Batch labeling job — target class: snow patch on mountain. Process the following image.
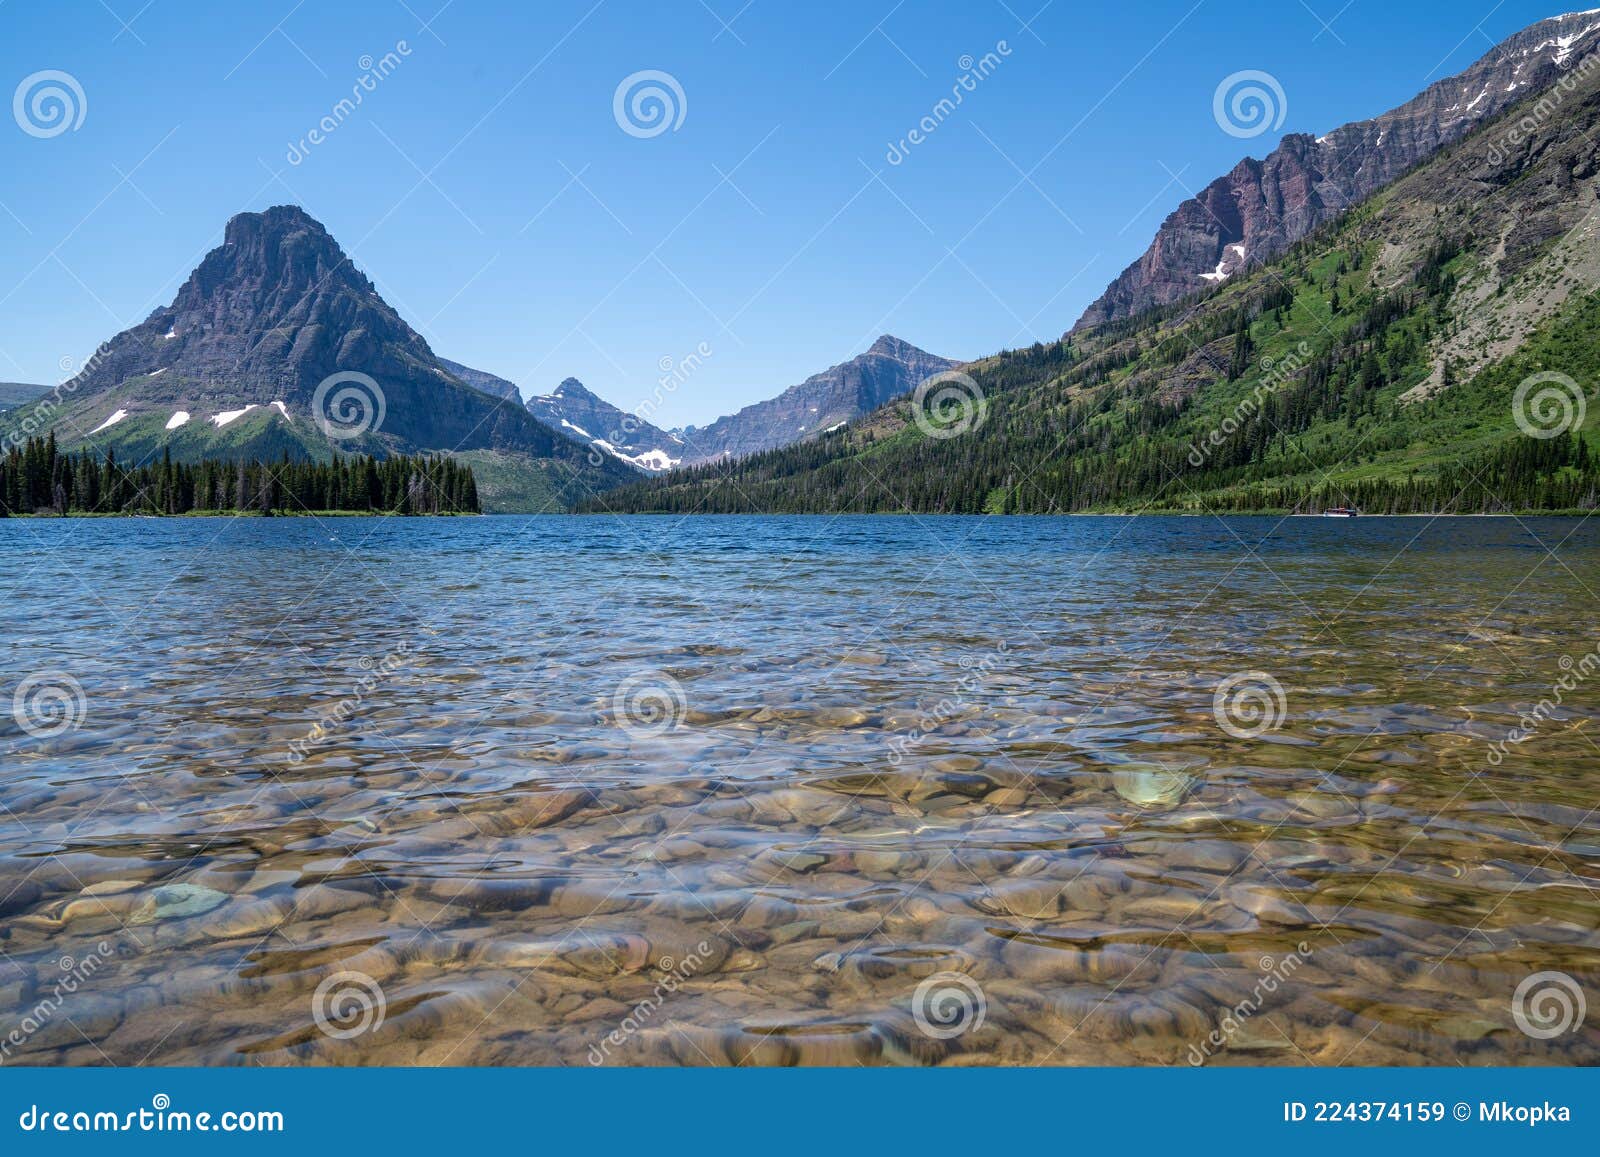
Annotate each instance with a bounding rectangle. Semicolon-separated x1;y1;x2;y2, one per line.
89;409;129;434
212;405;259;428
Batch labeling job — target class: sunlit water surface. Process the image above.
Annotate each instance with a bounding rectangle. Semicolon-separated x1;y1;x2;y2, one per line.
1;515;1597;1066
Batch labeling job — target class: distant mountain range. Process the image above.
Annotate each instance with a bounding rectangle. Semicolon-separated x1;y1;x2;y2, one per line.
447;336;959;474
0;206;637;512
526;378;686;472
1076;9;1600;328
591;13;1600;516
673;335;958;465
12;12;1596;519
0;382;46;414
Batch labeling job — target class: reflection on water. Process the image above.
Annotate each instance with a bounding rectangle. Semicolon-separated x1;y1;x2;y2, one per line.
1;514;1596;1066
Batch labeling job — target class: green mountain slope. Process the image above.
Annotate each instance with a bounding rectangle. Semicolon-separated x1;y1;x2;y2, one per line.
591;53;1600;516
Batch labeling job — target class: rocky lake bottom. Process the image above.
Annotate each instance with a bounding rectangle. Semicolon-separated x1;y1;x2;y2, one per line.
1;514;1596;1065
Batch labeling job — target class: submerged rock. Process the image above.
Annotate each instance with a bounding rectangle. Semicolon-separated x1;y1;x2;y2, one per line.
129;883;228;925
1112;763;1201;808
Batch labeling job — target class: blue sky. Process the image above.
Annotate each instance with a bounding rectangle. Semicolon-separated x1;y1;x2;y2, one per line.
0;0;1579;425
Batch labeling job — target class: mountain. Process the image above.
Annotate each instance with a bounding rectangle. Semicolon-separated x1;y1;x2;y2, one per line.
0;382;46;414
674;335;959;465
1075;9;1600;329
434;363;688;472
526;378;686;472
0;206;637;511
588;39;1600;516
437;357;522;404
522;337;961;472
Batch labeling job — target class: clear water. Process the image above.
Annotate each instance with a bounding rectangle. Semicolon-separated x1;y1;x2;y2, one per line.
1;514;1596;1066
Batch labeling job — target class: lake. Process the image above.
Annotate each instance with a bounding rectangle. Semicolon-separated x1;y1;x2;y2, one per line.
1;514;1596;1065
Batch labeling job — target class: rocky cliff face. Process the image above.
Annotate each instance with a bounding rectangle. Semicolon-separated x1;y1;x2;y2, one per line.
57;206;538;451
527;378;686;472
1075;10;1600;328
19;205;639;508
677;335;958;465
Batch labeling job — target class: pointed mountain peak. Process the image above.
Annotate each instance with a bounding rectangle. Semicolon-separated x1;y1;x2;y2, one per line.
523;377;683;472
551;377;598;400
170;203;373;329
222;204;331;244
14;204;640;510
865;334;947;363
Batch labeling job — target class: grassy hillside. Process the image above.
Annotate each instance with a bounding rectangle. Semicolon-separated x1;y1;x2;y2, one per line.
592;58;1600;516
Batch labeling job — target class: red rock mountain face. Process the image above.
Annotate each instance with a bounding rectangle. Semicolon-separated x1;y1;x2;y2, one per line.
1074;10;1600;329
